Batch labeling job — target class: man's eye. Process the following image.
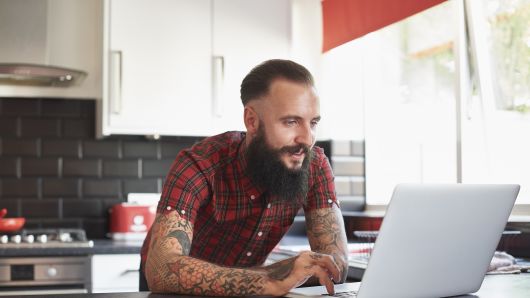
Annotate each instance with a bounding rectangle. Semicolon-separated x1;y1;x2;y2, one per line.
311;121;319;128
285;120;297;126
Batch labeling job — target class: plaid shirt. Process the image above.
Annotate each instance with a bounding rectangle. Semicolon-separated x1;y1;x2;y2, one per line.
141;131;338;269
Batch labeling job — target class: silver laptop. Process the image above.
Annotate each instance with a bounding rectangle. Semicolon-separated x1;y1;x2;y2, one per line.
287;184;520;298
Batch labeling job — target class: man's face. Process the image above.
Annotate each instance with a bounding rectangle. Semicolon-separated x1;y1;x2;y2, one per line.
250;79;320;170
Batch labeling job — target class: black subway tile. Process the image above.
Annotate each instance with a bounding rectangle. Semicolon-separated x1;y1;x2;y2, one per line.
41;218;82;229
83;141;120;158
143;159;173;177
23;219;42;229
42;139;80;157
2;139;39;156
123;142;158;158
160;140;194;158
82;218;107;239
79;101;95;119
63;199;102;218
41;99;81;118
63;119;94;138
63;159;101;177
42;178;80;197
123;178;159;194
0;118;18;137
102;160;139;177
0;158;18;177
21;199;59;218
1;99;40;116
0;199;20;216
20;118;60;137
102;199;125;214
1;178;38;197
83;179;121;198
20;158;59;176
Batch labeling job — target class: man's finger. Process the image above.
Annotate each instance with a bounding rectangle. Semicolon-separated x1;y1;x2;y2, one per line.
310;265;335;295
310;253;341;282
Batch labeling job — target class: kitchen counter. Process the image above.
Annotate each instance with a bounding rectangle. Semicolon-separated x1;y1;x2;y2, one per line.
0;240;142;257
0;274;527;298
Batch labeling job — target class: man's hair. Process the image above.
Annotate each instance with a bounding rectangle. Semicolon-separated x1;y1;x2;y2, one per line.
240;59;314;106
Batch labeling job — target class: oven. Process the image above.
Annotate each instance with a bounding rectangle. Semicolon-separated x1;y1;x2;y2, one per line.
0;229;93;295
0;256;91;295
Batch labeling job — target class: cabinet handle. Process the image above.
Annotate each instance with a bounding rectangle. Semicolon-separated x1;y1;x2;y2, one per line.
120;269;139;276
110;51;122;115
212;56;224;117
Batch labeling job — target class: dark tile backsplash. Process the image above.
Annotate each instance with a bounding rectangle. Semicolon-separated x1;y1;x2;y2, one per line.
0;98;331;239
0;98;203;238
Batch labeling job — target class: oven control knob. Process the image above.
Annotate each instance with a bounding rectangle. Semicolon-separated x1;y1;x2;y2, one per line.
23;235;35;243
0;235;8;244
37;234;48;243
59;232;72;242
47;267;57;277
10;235;21;244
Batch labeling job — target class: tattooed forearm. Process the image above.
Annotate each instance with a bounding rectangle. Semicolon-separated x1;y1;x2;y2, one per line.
166;256;268;296
146;211;271;295
305;206;349;282
264;256;299;281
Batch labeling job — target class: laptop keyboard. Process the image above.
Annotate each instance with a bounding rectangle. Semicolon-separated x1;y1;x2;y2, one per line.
327;290;358;297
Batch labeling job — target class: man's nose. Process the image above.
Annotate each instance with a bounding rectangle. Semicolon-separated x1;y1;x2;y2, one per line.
295;124;314;147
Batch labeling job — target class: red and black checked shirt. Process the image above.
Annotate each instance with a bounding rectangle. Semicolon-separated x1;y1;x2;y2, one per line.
141;131;338;269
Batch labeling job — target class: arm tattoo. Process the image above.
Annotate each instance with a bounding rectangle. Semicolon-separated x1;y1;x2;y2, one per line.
166;230;191;255
168;257;267;296
145;211;269;295
305;206;349;282
264;256;299;281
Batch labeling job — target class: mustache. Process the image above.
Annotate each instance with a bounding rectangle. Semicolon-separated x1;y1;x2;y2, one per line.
279;144;310;155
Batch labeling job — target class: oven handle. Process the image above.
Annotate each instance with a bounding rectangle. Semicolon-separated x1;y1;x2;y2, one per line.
0;288;88;296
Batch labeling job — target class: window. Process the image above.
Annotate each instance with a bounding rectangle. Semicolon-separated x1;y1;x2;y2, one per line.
359;1;457;205
323;0;530;207
463;0;530;204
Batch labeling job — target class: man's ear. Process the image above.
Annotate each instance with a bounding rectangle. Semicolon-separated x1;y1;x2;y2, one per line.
244;106;259;135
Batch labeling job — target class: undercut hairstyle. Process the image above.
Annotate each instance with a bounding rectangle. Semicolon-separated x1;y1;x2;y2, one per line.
240;59;315;106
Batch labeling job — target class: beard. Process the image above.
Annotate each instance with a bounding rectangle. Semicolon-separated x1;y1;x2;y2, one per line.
245;125;312;205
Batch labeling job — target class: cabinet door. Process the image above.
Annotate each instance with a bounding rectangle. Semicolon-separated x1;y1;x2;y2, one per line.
102;0;213;137
211;0;292;134
91;254;140;293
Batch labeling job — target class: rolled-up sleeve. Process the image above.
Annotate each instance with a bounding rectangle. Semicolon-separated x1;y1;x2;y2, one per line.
304;147;339;211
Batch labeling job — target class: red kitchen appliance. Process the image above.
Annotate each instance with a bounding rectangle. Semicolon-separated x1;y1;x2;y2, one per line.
109;203;156;241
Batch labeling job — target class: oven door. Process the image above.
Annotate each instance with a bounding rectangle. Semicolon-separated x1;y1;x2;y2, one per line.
0;256;90;296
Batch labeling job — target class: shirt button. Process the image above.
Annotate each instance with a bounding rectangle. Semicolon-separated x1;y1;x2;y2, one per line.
257;231;263;237
181;210;186;215
267;203;271;209
246;252;252;257
250;195;256;200
166;206;171;211
328;199;333;204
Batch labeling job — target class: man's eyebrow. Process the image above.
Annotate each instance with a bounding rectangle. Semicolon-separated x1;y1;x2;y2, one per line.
279;115;321;121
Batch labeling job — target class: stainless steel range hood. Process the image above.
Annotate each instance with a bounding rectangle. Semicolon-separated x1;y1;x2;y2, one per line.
0;63;87;87
0;0;102;99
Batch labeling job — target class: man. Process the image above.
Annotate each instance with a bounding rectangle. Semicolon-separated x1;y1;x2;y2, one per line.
140;59;348;296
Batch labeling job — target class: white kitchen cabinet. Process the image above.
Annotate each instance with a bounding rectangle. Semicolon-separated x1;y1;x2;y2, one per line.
99;0;294;137
91;254;140;293
100;0;213;137
210;0;292;134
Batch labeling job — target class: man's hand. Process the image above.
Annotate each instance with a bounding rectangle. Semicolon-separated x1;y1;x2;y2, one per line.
264;251;341;296
305;205;349;283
